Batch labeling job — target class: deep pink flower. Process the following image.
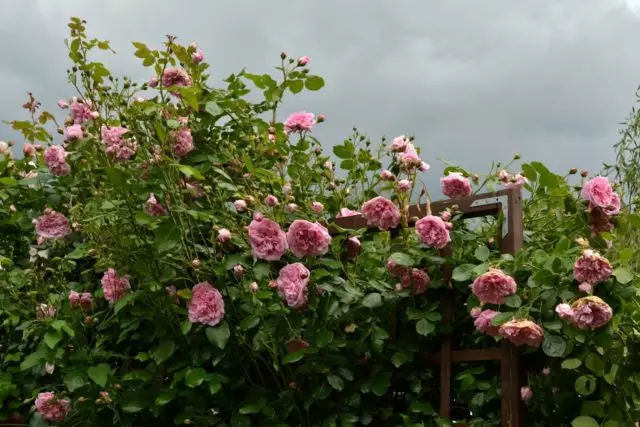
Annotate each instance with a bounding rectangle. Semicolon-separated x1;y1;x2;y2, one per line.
287;220;332;257
35;392;70;422
582;176;615;209
101;268;131;303
589;207;615;235
297;56;310;66
555;303;574;320
400;268;430;295
387;259;411;277
192;50;205;64
337;207;360;218
389;135;409;152
440;172;472;199
473;309;501;336
218;228;232;242
311;202;324;213
396;143;422;171
277;263;310;308
70;98;98;124
284;111;315;133
188;282;225;326
573;249;612;284
499;320;544;347
361;196;401;230
162;68;192;87
398;179;412;192
471;268;517;304
415;215;450;249
380;169;395;181
145;193;167;216
569;296;612;330
64;124;84;141
520;386;533;402
265;195;279;207
44;145;70;176
170;128;194;157
248;216;288;261
34;209;70;241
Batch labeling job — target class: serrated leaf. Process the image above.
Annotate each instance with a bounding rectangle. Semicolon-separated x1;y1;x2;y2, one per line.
205;101;223;116
474;245;490;261
452;264;476;282
64;371;87;392
388;252;414;267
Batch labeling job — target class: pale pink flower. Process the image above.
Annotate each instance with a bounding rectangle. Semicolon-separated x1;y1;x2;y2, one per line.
265;195;279;207
400;268;430;295
217;228;232;243
361;196;401;230
101;268;131;303
277;263;310;308
498;170;510;183
471;268;517;304
505;173;527;189
520;386;533;402
162;68;192;87
249;282;259;293
440;211;452;222
23;143;36;157
188;282;225;326
64;124;84;141
233;264;245;278
44;145;70;176
396;143;422;171
36;303;56;319
578;282;593;293
415;215;450;249
582;176;615;210
101;126;128;146
170;128;194;157
283;183;292;195
268;134;276;142
286;220;332;258
323;160;333;171
573;249;612;284
499;320;544;347
603;193;621;216
70;99;98;124
569;296;612;330
148;76;159;88
542;367;551;376
397;179;412;192
284;111;315;133
247;216;288;261
389;135;409;152
145;193;167;216
470;307;482;318
441;172;472;199
311;202;324;213
101;126;136;161
234;200;248;212
419;162;430;172
380;169;395;181
473;309;501;336
34;209;70;241
555;303;574;320
337;207;360;218
298;56;310;66
35;392;70;422
285;203;298;213
45;363;55;375
57;100;69;109
192;50;205;64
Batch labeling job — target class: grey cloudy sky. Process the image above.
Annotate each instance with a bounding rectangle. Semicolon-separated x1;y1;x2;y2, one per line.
2;0;640;186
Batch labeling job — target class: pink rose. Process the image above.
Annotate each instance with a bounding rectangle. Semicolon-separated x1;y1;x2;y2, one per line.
69;290;93;310
603;193;621;216
101;268;131;303
347;236;361;256
36;303;56;319
440;172;472;199
470;307;482;318
555;303;574;320
361;196;401;230
400;268;430;295
286;220;332;257
582;176;615;209
145;193;167;216
578;282;593;293
277;263;310;308
311;202;324;213
23;143;36;157
298;56;310;66
386;259;411;278
573;249;612;284
284;111;315;133
337;207;360;218
247;216;288;261
192;50;205;64
148;76;159;88
505;173;527;189
471;268;517;304
35;392;70;422
520;386;533;402
498;320;544;347
70;98;98;124
233;264;245;278
34;209;70;241
170;128;194;157
415;215;450;249
188;282;225;326
64;124;84;142
380;169;395;181
473;309;501;336
162;68;192;87
569;296;612;330
57;100;69;109
396;143;422;171
389;135;409;152
419;162;430;172
234;200;248;212
217;228;232;242
285;203;298;213
397;179;412;192
265;195;279;207
44;145;70;176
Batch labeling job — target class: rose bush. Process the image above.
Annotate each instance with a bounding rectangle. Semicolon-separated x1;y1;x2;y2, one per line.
0;17;639;427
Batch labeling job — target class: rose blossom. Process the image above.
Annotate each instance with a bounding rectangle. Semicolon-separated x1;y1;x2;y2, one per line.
44;145;70;176
170;128;194;157
582;176;620;212
148;76;159;88
380;169;395;181
36;303;56;319
337;207;360;218
347;236;361;255
311;201;324;213
578;282;593;293
589;206;614;235
217;228;232;242
188;282;225;326
265;195;279;207
396;143;422;171
498;320;544;347
573;249;612;284
101;125;136;161
440;172;472;199
35;392;70;422
0;141;9;155
145;193;167;216
64;124;84;142
286;220;332;257
555;303;574;320
247;216;288;261
505;173;527;189
400;268;430;295
192;50;205;64
101;268;131;303
233;264;245;278
397;179;412;192
249;282;259;293
419;161;430;172
162;68;192;87
70;98;98;124
415;215;450;249
284;111;315;133
277;263;310;308
23;143;36;157
283;183;292;195
520;386;533;402
470;307;482;318
285;203;298;213
387;259;411;277
389;135;409;152
234;200;248;212
471;268;517;304
361;196;401;230
57;100;69;109
34;209;70;241
297;56;310;66
569;296;613;330
69;290;93;310
472;309;501;336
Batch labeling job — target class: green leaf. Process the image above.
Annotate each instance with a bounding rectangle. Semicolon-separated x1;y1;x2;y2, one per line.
28;413;48;427
561;358;582;370
474;245;490;261
416;319;435;336
283;351;305;364
362;293;382;308
155;221;181;253
253;262;271;280
114;293;135;314
239;403;263;415
333;144;353;159
521;163;537;181
20;351;43;371
504;294;521;308
0;177;17;186
185;368;207;388
87;363;110;387
388;252;414;267
613;267;633;284
571;416;599;427
315;329;334;347
121;393;145;413
575;376;597;396
240;315;260;330
452;264;476;282
604;364;618;384
327;374;344;391
178;164;204;180
542;335;566;357
305;75;325;90
603;421;620;427
106;167;127;187
153;340;175;364
206;322;230;350
585;353;605;376
288;79;304;94
204;101;223;116
155;390;176;406
391;351;408;368
491;312;514;326
44;330;62;349
230;414;251;427
64;371;87;392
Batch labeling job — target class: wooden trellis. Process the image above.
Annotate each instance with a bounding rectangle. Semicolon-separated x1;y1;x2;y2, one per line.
333;188;524;426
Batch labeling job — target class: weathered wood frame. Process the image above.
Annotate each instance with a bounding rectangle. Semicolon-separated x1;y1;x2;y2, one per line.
333;188;524;426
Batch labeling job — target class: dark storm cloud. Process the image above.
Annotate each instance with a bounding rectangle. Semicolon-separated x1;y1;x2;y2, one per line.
1;0;640;191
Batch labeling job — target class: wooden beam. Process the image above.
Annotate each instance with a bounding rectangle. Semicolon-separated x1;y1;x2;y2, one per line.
426;347;503;364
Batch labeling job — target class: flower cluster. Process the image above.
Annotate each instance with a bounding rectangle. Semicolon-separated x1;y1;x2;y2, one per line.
44;145;70;176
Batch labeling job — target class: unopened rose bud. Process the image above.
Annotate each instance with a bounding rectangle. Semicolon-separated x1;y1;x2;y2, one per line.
265;195;279;207
268;126;276;134
285;203;298;213
249;282;259;293
327;182;336;190
323;161;333;171
312;202;324;213
569;168;577;175
283;183;292;195
84;316;93;325
288;382;296;389
269;280;278;289
8;205;16;213
233;264;245;278
87;249;97;256
419;162;430;172
347;236;361;255
472;174;479;183
35;144;43;152
514;153;521;160
45;363;55;375
191;259;201;268
298;56;310;66
57;127;64;135
280;52;287;60
217;228;232;242
380;169;395;181
0;141;8;155
542;367;551;376
578;282;592;293
575;237;589;247
268;134;276;142
394;283;403;291
440;211;452;221
488;237;495;245
580;170;588;178
520;386;533;401
344;323;357;333
397;179;411;192
316;114;325;123
233;200;247;212
23;143;36;157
